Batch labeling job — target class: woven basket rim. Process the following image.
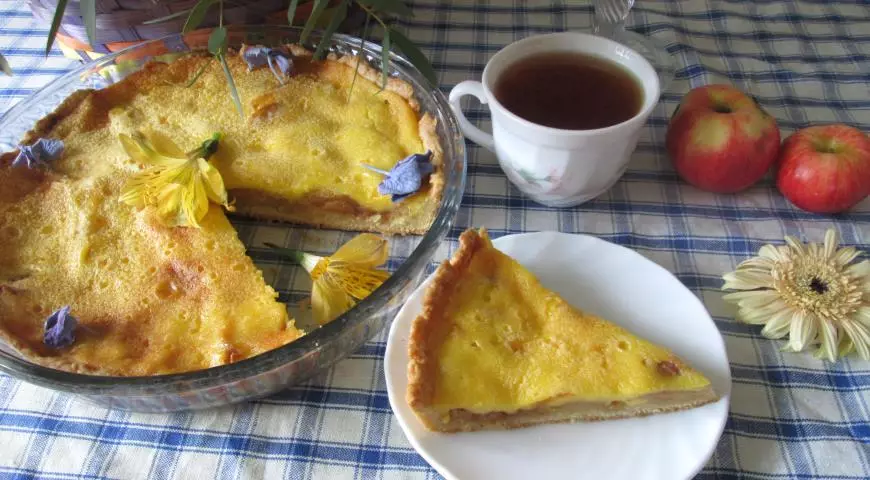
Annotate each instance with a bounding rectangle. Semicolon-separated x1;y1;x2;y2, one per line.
28;0;350;50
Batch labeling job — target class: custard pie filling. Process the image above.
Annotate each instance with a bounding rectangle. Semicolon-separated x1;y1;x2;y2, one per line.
103;53;432;214
0;46;443;375
430;240;712;415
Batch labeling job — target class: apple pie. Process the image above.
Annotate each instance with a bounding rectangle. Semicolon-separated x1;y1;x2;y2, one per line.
406;228;719;432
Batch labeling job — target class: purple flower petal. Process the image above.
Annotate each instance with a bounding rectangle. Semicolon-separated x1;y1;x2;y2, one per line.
241;46;272;70
242;45;293;83
12;138;64;169
43;305;78;349
372;151;434;202
269;54;293;78
39;138;64;159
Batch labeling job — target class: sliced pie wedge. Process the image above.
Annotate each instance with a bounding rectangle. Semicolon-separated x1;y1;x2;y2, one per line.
407;228;719;433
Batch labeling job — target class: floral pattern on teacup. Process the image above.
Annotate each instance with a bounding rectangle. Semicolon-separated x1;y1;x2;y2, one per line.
501;160;573;197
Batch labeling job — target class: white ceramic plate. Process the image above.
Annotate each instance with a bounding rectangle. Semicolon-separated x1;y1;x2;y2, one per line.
384;231;731;480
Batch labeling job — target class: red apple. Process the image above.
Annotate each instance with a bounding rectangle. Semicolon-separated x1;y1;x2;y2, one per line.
775;124;870;214
666;84;781;193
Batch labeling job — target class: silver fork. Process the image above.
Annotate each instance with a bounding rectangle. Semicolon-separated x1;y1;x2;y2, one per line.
592;0;636;38
590;0;675;92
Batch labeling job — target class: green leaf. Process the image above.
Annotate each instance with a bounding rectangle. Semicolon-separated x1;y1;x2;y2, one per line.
143;9;191;25
45;0;69;56
380;26;390;90
0;52;12;76
287;0;301;26
80;0;97;47
183;0;218;34
359;0;413;18
300;0;328;43
313;1;347;60
388;27;436;86
348;13;371;99
218;53;244;117
184;56;215;87
208;26;227;55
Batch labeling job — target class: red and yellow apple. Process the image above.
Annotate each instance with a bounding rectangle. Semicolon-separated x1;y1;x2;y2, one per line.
666;84;781;193
775;124;870;214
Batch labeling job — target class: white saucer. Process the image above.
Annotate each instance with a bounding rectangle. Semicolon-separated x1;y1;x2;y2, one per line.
384;231;731;480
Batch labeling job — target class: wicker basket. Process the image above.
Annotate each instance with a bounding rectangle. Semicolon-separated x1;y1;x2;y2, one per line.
28;0;365;61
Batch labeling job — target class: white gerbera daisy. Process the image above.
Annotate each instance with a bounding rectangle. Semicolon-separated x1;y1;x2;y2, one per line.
722;229;870;362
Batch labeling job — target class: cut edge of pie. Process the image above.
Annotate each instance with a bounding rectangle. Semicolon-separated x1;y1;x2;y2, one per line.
406;228;719;433
227;47;446;235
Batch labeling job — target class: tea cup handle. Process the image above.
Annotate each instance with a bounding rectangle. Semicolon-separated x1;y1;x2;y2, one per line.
448;81;495;152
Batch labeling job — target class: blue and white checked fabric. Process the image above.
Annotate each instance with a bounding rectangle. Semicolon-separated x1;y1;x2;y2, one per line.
1;0;869;478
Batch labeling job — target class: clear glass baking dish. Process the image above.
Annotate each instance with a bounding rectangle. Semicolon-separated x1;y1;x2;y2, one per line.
0;25;466;412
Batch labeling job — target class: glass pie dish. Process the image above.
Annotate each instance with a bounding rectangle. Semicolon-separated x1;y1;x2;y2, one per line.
0;25;467;412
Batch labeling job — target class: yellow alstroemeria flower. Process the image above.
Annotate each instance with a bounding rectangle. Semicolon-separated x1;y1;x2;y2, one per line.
118;131;232;228
266;234;391;325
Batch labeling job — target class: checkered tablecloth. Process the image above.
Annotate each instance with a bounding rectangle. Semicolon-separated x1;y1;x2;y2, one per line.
1;0;869;478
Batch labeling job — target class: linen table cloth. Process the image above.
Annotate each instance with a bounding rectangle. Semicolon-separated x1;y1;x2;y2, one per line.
1;0;868;478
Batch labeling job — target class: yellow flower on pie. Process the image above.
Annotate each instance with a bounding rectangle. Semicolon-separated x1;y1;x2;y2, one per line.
118;131;232;228
268;234;391;325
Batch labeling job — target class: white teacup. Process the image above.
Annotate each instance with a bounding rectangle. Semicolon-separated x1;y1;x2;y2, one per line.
449;32;661;207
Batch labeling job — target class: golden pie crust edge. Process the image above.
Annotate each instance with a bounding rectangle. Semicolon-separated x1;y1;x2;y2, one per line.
0;249;294;377
406;227;489;430
13;44;446;236
405;228;719;433
0;288;105;375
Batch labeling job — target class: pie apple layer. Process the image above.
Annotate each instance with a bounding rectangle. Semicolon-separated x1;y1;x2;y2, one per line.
0;46;441;375
406;228;719;433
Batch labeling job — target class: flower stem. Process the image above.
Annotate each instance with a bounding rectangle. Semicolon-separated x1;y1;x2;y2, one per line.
361;164;389;175
187;133;221;159
263;242;306;264
355;2;388;30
